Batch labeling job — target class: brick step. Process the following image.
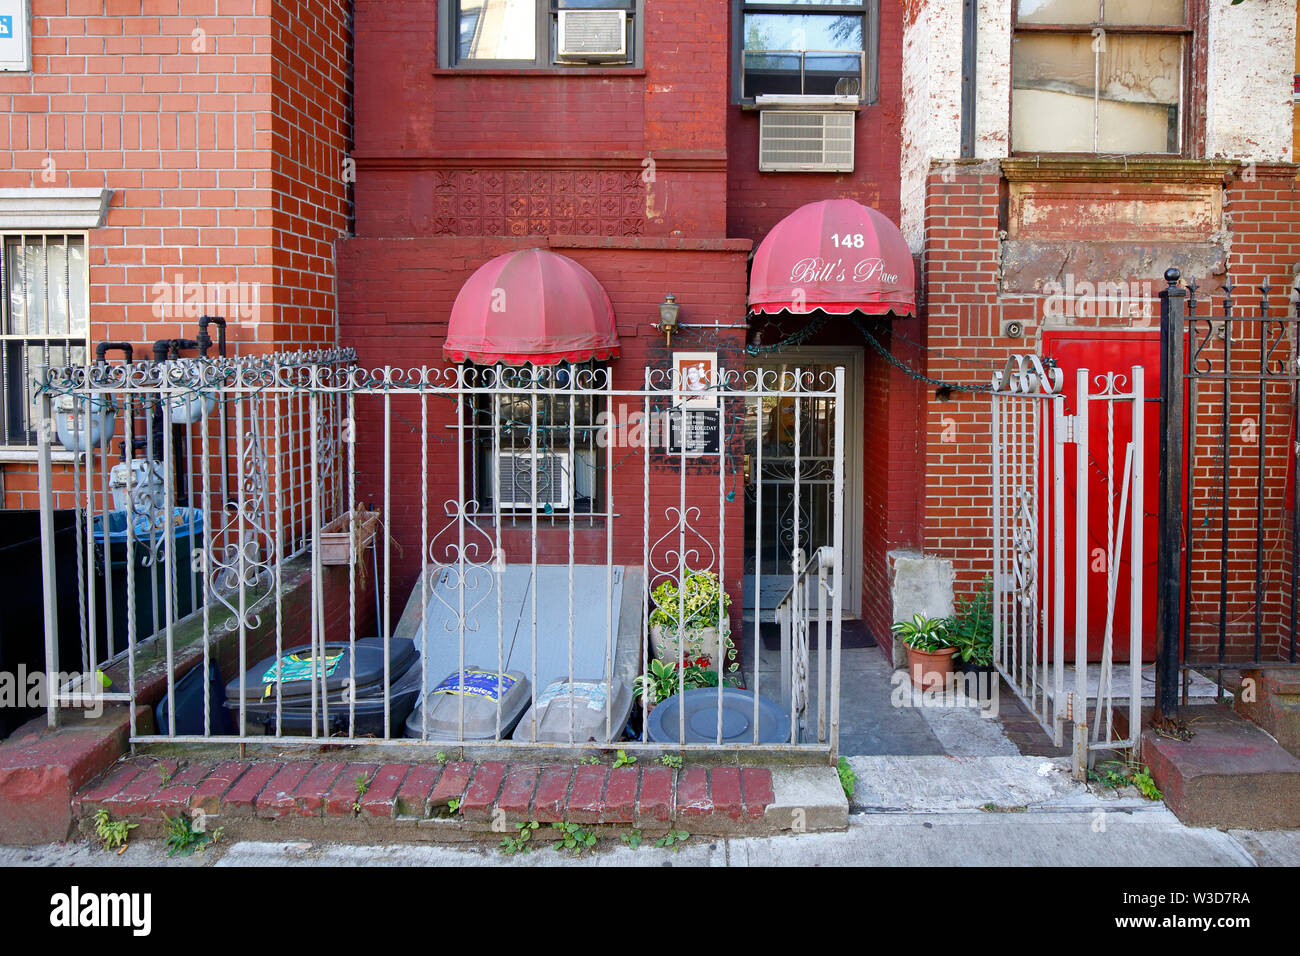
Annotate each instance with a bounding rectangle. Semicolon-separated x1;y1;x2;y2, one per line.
71;757;838;843
1142;704;1300;829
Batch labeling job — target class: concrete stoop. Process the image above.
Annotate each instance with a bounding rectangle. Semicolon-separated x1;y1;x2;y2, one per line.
1235;669;1300;759
1143;705;1300;830
67;757;848;846
0;705;149;845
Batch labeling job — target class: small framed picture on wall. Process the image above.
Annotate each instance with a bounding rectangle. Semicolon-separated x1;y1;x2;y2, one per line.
673;351;718;409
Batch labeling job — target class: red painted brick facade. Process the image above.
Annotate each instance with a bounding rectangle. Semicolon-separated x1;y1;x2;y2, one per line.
1;0;350;508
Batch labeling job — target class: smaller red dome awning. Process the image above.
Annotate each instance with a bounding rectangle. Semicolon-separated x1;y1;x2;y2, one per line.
444;249;619;365
748;199;915;317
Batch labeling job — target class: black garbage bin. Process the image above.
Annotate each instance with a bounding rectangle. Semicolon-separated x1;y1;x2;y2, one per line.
92;507;204;650
0;510;83;739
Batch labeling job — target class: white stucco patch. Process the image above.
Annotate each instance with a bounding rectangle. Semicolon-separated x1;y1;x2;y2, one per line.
1205;0;1295;162
975;0;1011;159
900;0;963;250
901;0;1010;249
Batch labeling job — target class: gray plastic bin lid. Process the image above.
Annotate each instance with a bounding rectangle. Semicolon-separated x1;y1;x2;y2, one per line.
512;678;633;744
405;666;530;741
647;687;790;745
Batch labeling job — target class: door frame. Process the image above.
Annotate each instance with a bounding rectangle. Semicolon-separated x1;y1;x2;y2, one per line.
744;345;864;619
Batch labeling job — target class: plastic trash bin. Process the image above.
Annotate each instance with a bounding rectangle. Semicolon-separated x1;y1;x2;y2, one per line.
92;507;203;648
224;637;420;737
155;661;234;736
512;678;633;743
406;667;530;741
647;687;790;745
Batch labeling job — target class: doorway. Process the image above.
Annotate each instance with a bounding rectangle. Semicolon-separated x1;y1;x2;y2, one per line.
742;347;863;622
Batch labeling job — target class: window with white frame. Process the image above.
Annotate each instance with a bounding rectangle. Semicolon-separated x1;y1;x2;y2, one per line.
1011;0;1189;154
736;0;877;103
468;361;607;520
443;0;643;68
0;233;88;446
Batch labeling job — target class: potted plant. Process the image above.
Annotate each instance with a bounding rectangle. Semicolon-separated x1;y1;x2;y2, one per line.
949;576;994;677
891;613;956;691
633;657;734;713
648;570;737;676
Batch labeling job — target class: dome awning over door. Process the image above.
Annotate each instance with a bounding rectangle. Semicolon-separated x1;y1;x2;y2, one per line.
443;249;619;365
748;199;916;317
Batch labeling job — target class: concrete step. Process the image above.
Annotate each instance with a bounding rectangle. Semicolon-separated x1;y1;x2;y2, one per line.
844;754;1157;813
1044;663;1224;706
1143;704;1300;829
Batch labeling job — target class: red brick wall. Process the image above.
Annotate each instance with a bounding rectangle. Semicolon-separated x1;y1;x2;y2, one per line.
920;160;1300;662
269;0;352;346
351;0;730;240
0;1;350;509
337;235;752;639
724;0;904;244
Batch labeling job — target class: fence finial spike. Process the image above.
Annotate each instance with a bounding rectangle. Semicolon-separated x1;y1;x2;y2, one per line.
1164;267;1181;287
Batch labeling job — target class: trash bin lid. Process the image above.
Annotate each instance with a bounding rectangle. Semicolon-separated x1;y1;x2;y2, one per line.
647;687;789;745
93;507;204;543
227;637;417;705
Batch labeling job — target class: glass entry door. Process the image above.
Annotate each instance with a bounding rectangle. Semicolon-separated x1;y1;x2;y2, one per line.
742;349;862;621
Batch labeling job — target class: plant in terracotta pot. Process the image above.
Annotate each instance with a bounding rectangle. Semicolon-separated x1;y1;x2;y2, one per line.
648;570;737;677
892;613;957;691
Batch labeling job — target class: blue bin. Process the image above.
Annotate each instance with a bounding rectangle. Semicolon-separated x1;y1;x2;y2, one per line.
92;507;204;647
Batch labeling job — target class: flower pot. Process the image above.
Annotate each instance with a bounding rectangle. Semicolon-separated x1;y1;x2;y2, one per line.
649;622;730;673
906;645;957;691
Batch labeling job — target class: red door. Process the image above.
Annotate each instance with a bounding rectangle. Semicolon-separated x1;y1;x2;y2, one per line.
1041;331;1159;662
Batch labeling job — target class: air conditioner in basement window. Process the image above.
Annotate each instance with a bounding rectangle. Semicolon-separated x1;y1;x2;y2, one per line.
758;110;855;173
557;9;627;62
493;451;572;510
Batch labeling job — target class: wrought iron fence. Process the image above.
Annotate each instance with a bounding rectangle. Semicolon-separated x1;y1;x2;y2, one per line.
34;354;845;754
1156;269;1300;714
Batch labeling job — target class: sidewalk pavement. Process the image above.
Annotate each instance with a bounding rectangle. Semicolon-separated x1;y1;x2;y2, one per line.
5;755;1298;866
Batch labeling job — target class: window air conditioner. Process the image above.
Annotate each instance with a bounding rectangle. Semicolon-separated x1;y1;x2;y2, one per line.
494;451;572;510
758;110;855;173
557;10;627;62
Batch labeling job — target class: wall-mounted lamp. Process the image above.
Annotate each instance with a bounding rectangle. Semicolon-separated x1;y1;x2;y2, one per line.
656;293;680;347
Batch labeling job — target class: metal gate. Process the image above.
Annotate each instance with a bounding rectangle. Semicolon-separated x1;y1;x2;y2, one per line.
991;354;1146;778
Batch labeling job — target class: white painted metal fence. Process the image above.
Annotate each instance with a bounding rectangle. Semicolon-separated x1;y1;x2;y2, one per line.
34;353;845;754
991;354;1146;779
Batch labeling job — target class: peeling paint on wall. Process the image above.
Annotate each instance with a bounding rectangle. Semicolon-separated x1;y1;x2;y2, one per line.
1206;0;1295;162
900;0;962;250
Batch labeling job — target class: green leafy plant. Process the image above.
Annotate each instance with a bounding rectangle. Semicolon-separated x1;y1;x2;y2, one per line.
352;772;371;814
649;570;732;632
654;829;690;851
1088;759;1163;801
947;576;994;667
613;749;636;770
1131;767;1162;801
634;657;738;705
890;613;953;653
435;751;448;765
447;797;461;814
500;821;539;855
621;828;643;850
93;809;137;853
659;754;683;769
551;821;597;855
161;813;221;857
156;762;177;786
579;755;601;766
837;756;856;800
